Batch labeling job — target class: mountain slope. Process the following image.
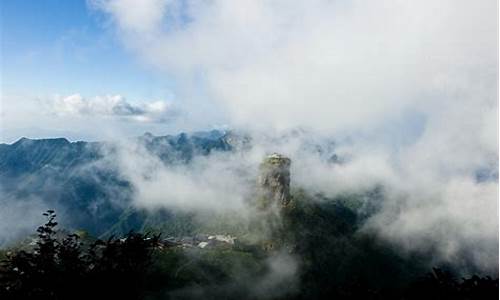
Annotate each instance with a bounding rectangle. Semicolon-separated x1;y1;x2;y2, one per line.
0;130;236;239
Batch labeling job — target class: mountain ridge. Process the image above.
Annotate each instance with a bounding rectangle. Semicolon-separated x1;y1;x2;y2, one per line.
0;130;240;242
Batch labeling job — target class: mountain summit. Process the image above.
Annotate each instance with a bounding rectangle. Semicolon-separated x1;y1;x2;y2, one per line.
258;153;292;209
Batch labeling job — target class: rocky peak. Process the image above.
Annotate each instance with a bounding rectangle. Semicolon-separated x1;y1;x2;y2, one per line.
221;131;251;151
258;153;292;208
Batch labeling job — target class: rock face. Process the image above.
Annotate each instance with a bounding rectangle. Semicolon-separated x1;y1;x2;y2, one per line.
258;153;292;208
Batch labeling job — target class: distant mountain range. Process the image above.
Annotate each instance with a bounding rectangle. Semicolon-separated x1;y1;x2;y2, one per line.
0;130;245;240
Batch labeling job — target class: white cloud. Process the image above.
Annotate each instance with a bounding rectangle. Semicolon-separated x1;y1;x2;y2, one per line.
89;0;167;34
91;0;497;132
114;141;254;213
49;94;176;123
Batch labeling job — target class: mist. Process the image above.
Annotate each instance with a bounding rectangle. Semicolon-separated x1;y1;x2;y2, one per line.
85;0;500;276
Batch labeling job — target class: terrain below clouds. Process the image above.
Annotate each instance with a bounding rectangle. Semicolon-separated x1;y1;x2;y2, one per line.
0;129;497;277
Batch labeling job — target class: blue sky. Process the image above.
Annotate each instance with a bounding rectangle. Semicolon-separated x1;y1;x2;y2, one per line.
1;0;172;104
0;0;192;142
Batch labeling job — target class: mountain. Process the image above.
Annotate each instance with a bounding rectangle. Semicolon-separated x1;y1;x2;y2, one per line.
0;130;239;240
1;141;497;299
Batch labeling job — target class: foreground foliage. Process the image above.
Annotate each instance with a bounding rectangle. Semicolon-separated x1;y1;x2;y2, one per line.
0;208;497;300
0;211;160;300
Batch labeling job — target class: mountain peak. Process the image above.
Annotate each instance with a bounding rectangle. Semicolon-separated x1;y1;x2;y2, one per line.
13;137;31;145
258;153;292;208
13;137;70;145
143;132;155;138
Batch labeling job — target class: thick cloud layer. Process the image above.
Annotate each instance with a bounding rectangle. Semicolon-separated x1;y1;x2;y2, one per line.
92;0;498;274
92;0;497;131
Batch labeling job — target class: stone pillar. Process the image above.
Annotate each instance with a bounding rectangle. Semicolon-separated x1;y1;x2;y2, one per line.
258;153;291;209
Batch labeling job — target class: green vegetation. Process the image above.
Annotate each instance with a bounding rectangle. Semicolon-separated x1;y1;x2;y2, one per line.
1;189;498;300
0;211;160;300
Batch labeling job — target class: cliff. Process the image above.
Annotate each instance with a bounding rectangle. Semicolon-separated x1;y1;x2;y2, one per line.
257;153;292;209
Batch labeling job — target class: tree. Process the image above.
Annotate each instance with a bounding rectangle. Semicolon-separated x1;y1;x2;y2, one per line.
0;210;160;300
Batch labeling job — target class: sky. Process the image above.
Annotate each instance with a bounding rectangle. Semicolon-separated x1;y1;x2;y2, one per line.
0;0;192;142
0;0;498;147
